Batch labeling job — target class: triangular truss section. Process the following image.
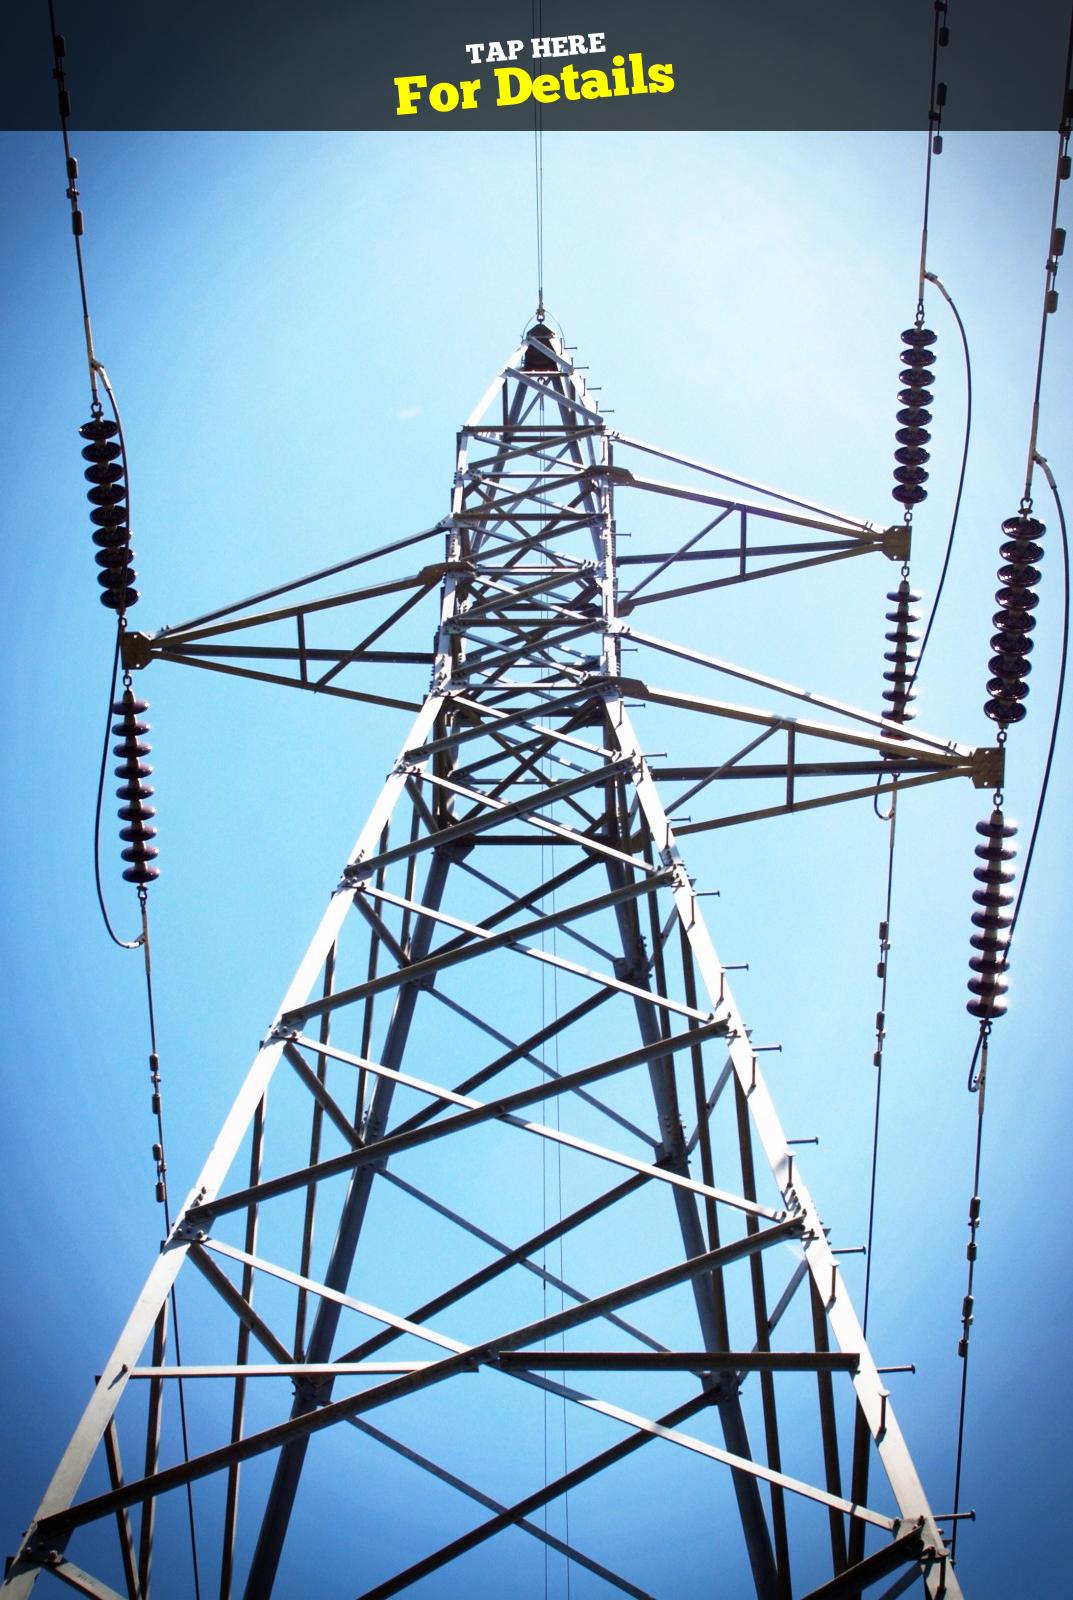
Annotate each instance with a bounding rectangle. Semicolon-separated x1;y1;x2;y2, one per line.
5;323;991;1599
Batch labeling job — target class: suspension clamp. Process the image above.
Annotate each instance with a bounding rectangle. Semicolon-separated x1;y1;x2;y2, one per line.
970;746;1005;790
880;524;912;563
120;630;153;670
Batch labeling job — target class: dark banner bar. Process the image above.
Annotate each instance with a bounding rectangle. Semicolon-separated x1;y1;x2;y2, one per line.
4;1;1069;131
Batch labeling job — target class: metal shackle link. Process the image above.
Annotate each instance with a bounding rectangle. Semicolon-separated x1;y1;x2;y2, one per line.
111;689;159;884
984;513;1046;728
80;416;138;613
892;326;937;508
966;808;1017;1020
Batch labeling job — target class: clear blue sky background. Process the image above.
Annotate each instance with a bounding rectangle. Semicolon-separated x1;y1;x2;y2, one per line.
1;129;1071;1596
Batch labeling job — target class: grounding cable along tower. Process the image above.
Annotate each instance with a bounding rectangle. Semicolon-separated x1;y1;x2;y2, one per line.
5;322;999;1600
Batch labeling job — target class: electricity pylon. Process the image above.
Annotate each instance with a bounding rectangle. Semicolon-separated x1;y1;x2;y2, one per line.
5;322;996;1600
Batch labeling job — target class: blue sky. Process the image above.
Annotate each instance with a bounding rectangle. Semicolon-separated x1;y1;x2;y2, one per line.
1;129;1071;1597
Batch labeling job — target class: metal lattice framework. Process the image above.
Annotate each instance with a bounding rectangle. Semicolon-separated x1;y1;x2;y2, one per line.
5;323;998;1600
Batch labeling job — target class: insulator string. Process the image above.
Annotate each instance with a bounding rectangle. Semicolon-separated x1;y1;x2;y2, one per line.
1006;456;1070;952
906;272;972;693
93;629;142;948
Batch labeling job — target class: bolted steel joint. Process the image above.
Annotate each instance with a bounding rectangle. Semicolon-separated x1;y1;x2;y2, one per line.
174;1217;208;1244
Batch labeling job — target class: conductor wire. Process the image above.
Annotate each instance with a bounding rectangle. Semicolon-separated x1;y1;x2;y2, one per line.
862;795;897;1337
865;1;952;1329
531;0;545;315
949;1026;987;1562
1022;5;1073;507
948;49;1070;1472
950;39;1071;1513
48;9;141;949
47;0;99;407
952;450;1069;1556
47;11;204;1591
916;2;949;311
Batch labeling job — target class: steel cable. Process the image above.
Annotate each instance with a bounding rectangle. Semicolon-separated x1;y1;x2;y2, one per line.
863;0;953;1340
907;272;973;693
952;460;1068;1563
531;0;545;314
45;7;204;1590
950;17;1071;1527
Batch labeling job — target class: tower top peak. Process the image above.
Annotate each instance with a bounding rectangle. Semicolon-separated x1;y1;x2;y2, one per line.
521;318;559;371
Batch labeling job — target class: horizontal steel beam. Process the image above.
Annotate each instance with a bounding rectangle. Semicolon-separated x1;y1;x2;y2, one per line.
621;675;980;764
128;1364;439;1379
616;633;980;759
285;866;674;1024
618;541;860;565
149;644;433;664
496;1351;861;1373
35;1222;804;1539
611;470;888;542
620;545;872;611
188;1019;742;1224
348;756;634;878
153;568;445;647
134;650;422;714
609;432;881;534
463;424;603;435
651;760;951;781
128;1349;860;1378
144;521;449;640
675;767;967;834
322;881;701;1025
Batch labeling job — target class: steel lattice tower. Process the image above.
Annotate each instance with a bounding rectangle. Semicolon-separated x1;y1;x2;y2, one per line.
5;322;999;1600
